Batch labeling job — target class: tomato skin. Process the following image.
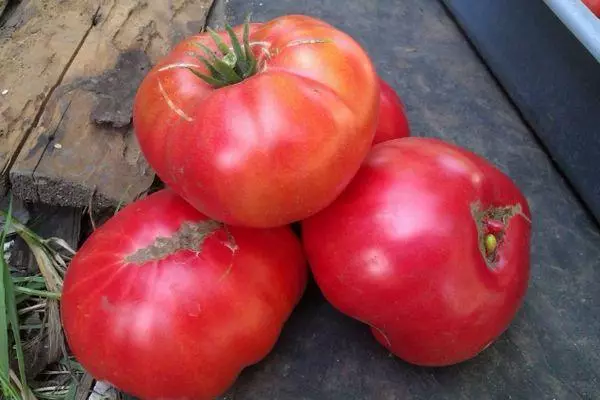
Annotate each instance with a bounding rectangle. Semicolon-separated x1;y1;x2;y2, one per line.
133;15;379;228
302;138;531;366
374;78;410;144
61;190;307;400
583;0;600;17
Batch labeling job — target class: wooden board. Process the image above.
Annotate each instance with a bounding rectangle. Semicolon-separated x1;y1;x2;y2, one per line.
9;0;214;209
0;0;99;195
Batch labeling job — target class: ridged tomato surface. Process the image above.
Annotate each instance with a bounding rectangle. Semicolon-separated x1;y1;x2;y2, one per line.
61;190;307;399
303;138;531;366
133;15;379;228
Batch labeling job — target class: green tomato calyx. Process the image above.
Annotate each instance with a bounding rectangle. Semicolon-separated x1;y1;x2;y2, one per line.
187;14;258;88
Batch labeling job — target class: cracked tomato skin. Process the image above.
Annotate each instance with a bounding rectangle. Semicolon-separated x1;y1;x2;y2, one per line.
61;190;307;400
302;137;531;366
133;15;379;228
374;78;410;144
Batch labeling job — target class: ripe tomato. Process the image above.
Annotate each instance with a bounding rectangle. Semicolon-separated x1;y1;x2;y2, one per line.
583;0;600;17
133;15;379;228
374;78;410;144
61;190;307;399
302;138;531;366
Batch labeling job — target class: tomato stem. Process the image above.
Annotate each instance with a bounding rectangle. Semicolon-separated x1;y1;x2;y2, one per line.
187;14;258;88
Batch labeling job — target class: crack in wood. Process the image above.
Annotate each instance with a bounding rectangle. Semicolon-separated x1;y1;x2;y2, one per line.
9;0;214;208
31;100;73;202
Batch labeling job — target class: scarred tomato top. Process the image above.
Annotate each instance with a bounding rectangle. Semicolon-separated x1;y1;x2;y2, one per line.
133;15;380;228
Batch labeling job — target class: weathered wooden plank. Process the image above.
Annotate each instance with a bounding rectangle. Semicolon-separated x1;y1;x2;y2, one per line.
10;0;214;209
0;0;98;195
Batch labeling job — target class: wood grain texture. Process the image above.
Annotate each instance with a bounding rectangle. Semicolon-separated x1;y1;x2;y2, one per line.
0;0;98;195
10;0;214;209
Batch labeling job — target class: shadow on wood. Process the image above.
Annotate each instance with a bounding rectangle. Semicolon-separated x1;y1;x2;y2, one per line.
0;0;98;195
8;0;214;209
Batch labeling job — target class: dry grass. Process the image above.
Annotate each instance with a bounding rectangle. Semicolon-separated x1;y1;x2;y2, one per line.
0;198;87;400
0;197;141;400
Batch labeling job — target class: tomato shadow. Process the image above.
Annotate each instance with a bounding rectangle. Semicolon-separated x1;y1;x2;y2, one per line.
223;270;536;399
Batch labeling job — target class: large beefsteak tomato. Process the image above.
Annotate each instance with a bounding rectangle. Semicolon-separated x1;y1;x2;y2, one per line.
61;190;307;399
374;78;410;144
133;15;379;228
302;138;531;366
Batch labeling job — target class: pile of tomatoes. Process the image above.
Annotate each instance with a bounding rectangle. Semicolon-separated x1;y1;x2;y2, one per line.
60;15;532;400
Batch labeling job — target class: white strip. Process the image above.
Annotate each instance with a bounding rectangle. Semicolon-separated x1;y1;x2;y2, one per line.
543;0;600;61
158;62;203;72
285;38;330;48
157;80;193;122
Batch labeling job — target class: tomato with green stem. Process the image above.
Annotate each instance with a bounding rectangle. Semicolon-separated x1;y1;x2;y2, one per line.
133;15;379;228
61;190;307;399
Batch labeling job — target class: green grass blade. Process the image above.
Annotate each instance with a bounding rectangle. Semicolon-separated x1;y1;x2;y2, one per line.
12;273;54;307
0;211;38;241
11;276;45;284
5;276;27;391
64;381;77;400
1;198;29;394
0;370;19;399
0;197;13;383
13;286;61;299
13;279;46;291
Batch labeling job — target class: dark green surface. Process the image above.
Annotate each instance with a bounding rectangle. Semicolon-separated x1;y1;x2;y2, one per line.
443;0;600;229
212;0;600;399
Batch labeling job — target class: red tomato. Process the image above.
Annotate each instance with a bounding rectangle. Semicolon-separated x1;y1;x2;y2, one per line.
374;78;410;144
133;15;379;228
302;138;531;366
61;190;307;399
583;0;600;17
